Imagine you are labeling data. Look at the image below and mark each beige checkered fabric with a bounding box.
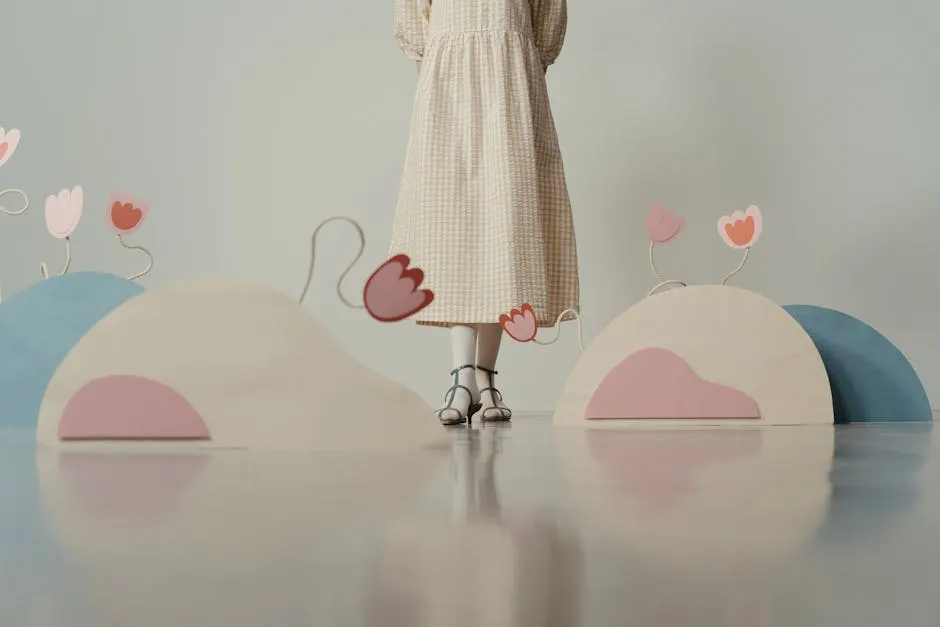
[391,0,580,327]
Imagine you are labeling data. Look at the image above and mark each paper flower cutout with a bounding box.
[363,254,434,322]
[718,205,762,249]
[45,186,83,239]
[0,128,20,169]
[108,191,149,235]
[646,206,685,244]
[500,303,538,343]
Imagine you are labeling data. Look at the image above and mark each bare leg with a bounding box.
[475,323,512,421]
[437,324,480,424]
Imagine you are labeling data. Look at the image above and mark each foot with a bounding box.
[437,365,481,426]
[475,366,512,422]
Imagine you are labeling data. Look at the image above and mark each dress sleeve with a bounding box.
[395,0,429,61]
[530,0,567,69]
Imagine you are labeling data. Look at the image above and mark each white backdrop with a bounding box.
[2,0,938,413]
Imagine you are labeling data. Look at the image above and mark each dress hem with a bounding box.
[413,311,579,328]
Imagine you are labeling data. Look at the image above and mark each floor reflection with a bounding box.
[816,423,934,548]
[0,431,82,626]
[584,428,762,511]
[34,445,448,626]
[559,427,836,570]
[369,425,583,627]
[0,420,936,626]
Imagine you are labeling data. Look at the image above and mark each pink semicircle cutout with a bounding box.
[58,375,210,440]
[585,347,760,420]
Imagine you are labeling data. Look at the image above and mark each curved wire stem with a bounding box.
[532,308,585,352]
[298,216,367,308]
[647,280,688,298]
[647,241,687,297]
[39,237,71,279]
[118,234,153,281]
[0,188,29,216]
[720,247,750,285]
[648,241,665,283]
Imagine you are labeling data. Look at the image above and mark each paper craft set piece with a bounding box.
[37,277,445,451]
[585,347,761,420]
[298,217,434,322]
[0,272,144,429]
[784,305,932,423]
[645,206,687,297]
[106,191,154,281]
[645,204,764,297]
[40,186,84,279]
[553,285,833,427]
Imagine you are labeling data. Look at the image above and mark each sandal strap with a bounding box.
[482,406,512,419]
[438,383,473,416]
[477,366,502,401]
[450,364,476,376]
[479,386,503,401]
[476,366,510,420]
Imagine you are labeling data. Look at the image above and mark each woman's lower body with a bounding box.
[390,30,579,425]
[436,323,510,425]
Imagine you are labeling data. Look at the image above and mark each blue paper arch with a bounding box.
[0,272,144,429]
[784,305,932,423]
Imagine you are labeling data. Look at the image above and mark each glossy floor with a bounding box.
[2,420,938,626]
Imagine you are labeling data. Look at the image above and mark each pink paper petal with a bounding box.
[499,304,538,342]
[646,206,685,244]
[717,205,762,249]
[363,254,434,322]
[45,186,84,239]
[108,191,150,235]
[0,128,21,169]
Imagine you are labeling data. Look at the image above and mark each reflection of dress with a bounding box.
[367,429,582,627]
[391,0,580,327]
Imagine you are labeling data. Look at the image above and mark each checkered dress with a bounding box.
[391,0,580,327]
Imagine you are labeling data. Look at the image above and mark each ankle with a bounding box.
[474,367,499,400]
[474,363,495,381]
[448,365,479,400]
[456,370,478,395]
